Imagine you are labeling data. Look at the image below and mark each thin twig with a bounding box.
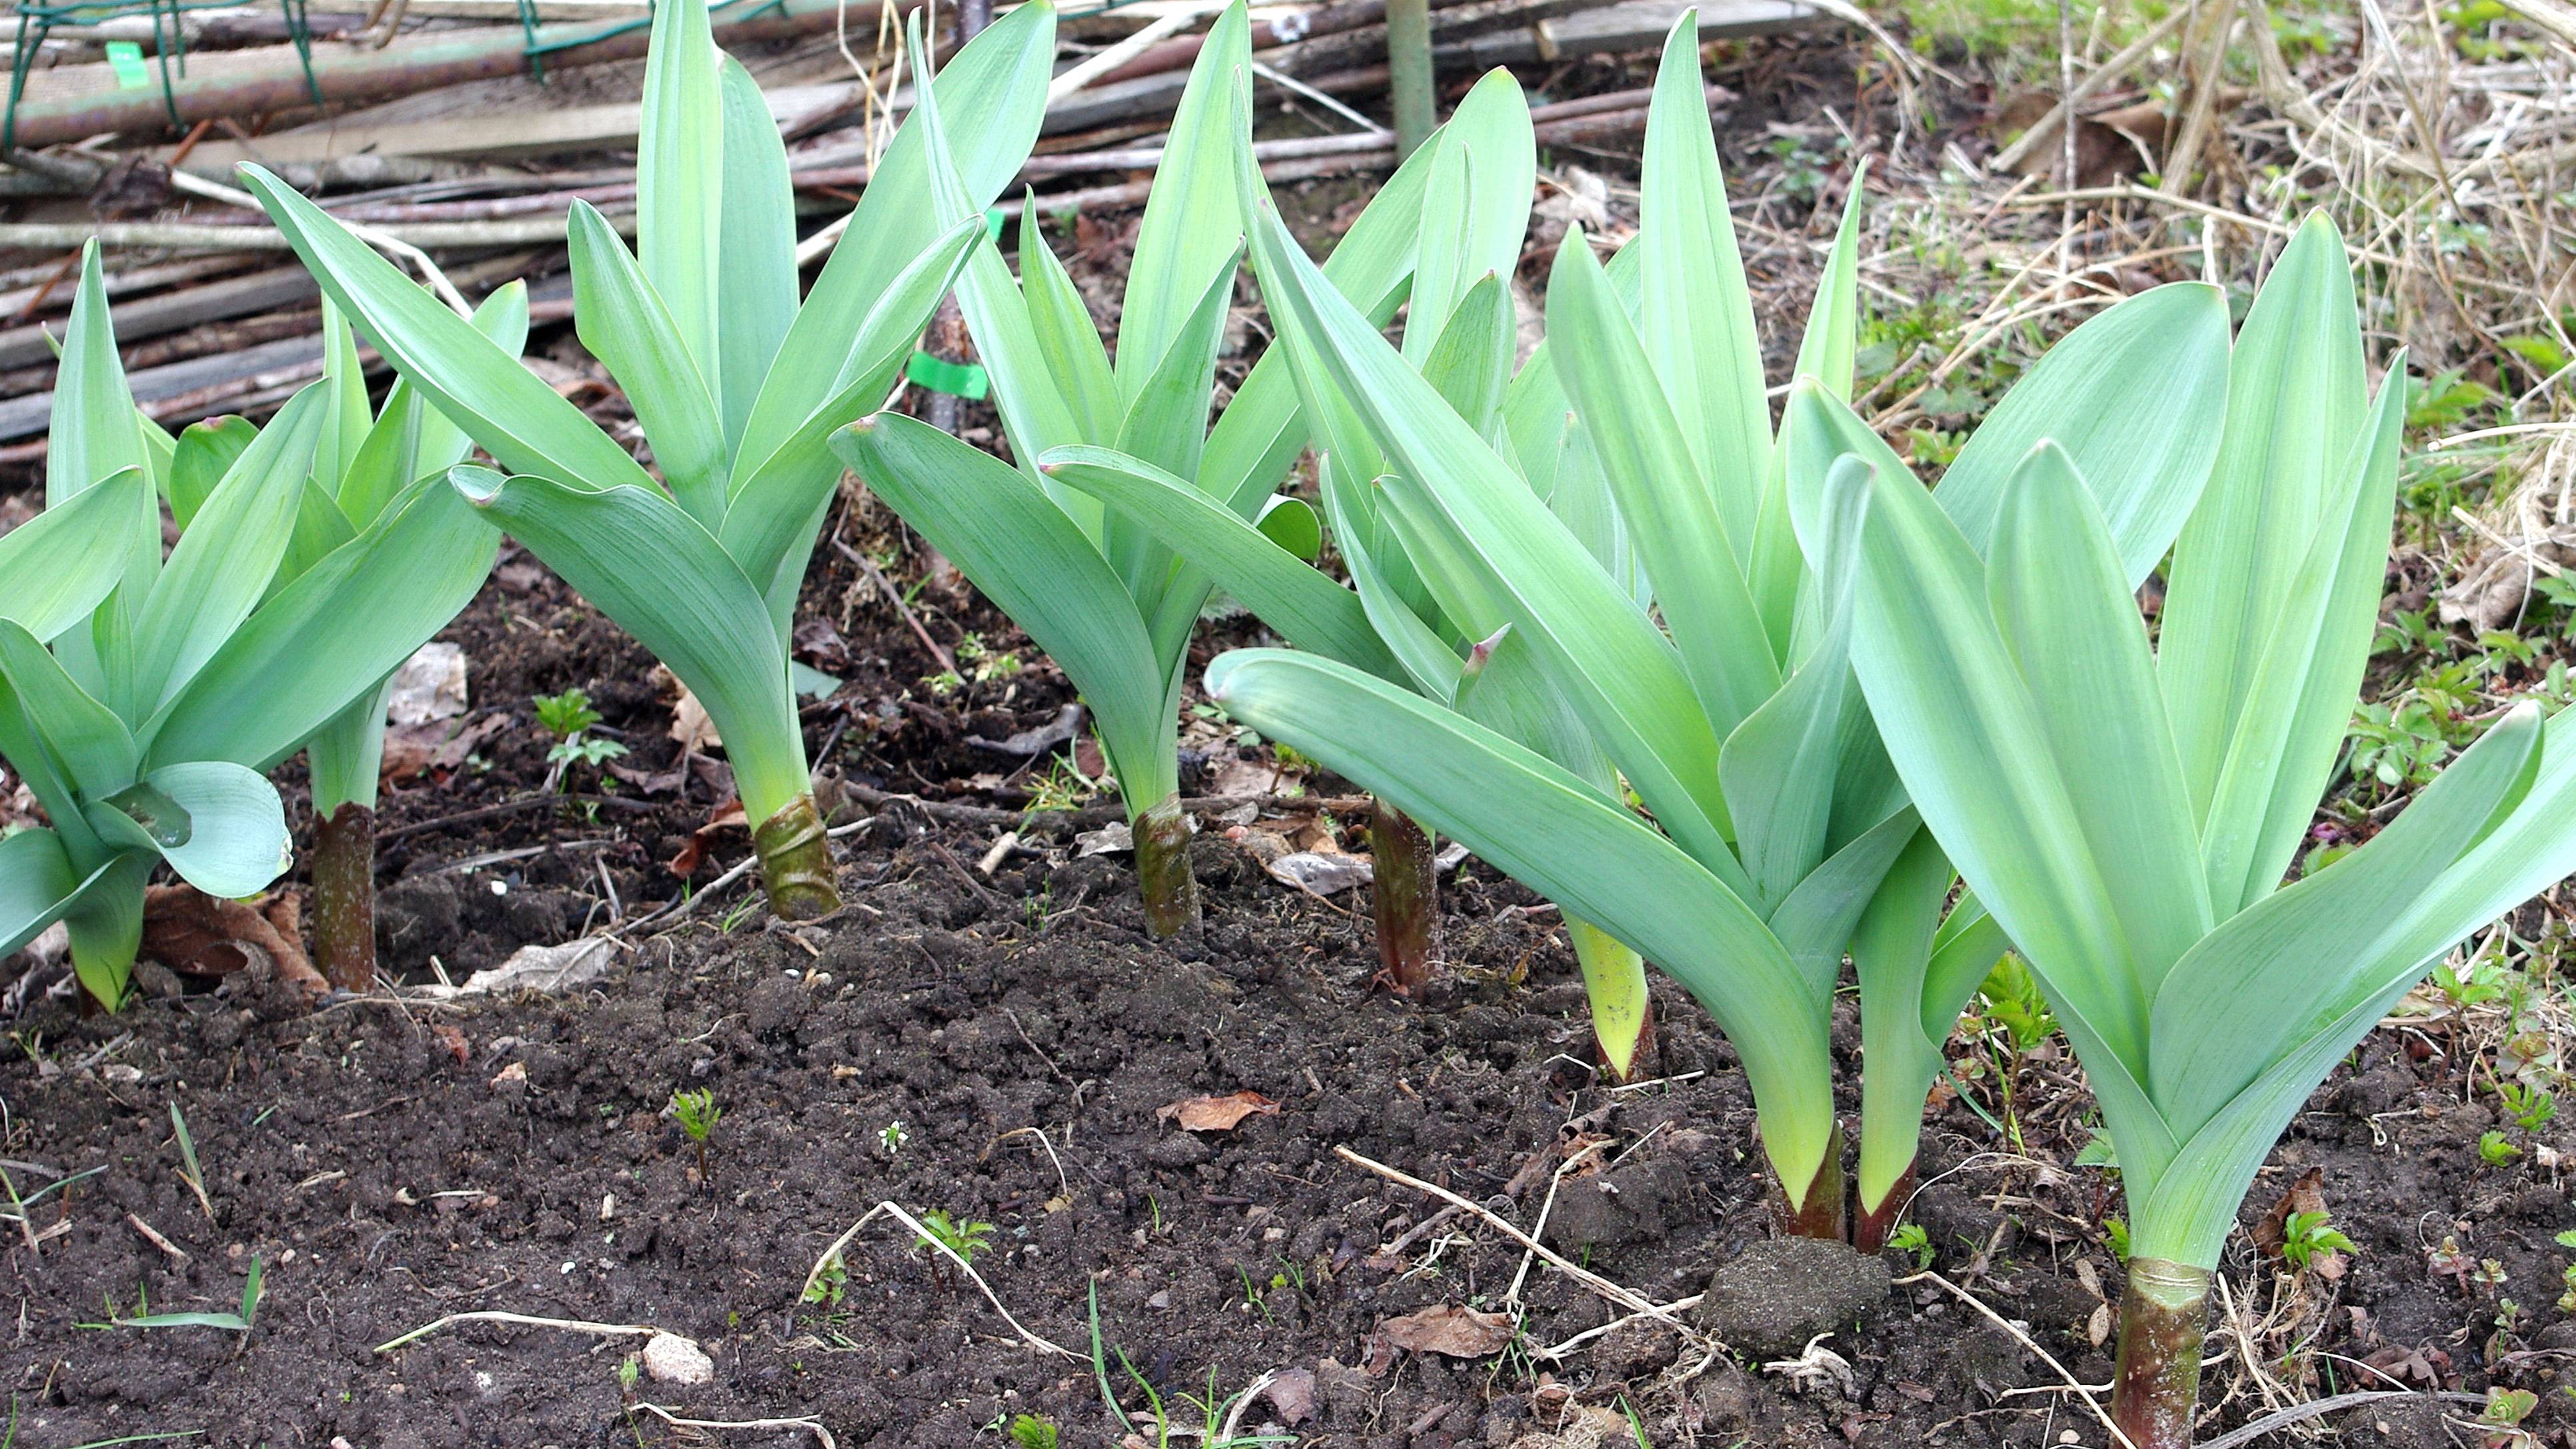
[2196,1390,2488,1449]
[1533,1293,1706,1362]
[374,1310,664,1354]
[800,1201,1079,1358]
[634,1404,838,1448]
[1991,5,2194,173]
[1334,1145,1687,1327]
[125,1212,189,1264]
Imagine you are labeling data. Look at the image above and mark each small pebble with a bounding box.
[642,1332,714,1386]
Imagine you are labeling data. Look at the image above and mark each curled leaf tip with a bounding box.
[446,464,506,505]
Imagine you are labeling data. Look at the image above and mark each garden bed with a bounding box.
[4,532,2573,1448]
[9,7,2576,1446]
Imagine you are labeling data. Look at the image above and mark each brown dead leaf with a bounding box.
[380,713,508,785]
[1365,1305,1516,1376]
[2251,1167,2327,1260]
[139,885,326,1001]
[668,799,748,876]
[1257,1368,1315,1426]
[1157,1090,1279,1133]
[431,1024,470,1066]
[1994,91,2174,185]
[670,684,720,753]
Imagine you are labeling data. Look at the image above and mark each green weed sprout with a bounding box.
[107,1255,263,1338]
[670,1087,720,1183]
[536,687,627,786]
[2278,1210,2353,1273]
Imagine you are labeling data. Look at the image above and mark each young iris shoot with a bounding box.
[1200,11,2230,1246]
[1830,213,2576,1447]
[1031,39,1578,991]
[0,246,500,1009]
[837,3,1304,937]
[840,2,1532,961]
[239,0,1062,920]
[299,292,527,991]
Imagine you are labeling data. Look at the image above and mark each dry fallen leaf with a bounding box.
[456,937,618,996]
[1266,851,1373,897]
[670,684,720,752]
[139,885,325,999]
[1157,1090,1279,1133]
[668,800,748,875]
[1367,1304,1516,1375]
[2252,1166,2327,1260]
[431,1023,471,1067]
[380,712,508,786]
[1258,1368,1316,1426]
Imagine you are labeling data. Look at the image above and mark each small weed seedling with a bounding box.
[669,1088,720,1186]
[169,1104,215,1224]
[2553,1230,2576,1312]
[2280,1210,2356,1273]
[1618,1394,1653,1448]
[914,1209,995,1287]
[2479,1130,2523,1167]
[2498,1080,2557,1133]
[1888,1222,1934,1270]
[879,1120,908,1157]
[1005,1414,1059,1449]
[2479,1386,2539,1448]
[802,1254,849,1312]
[535,688,628,789]
[89,1256,263,1345]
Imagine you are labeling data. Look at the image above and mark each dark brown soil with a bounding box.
[7,30,2576,1449]
[7,795,2576,1448]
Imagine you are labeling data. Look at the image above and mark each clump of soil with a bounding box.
[1696,1236,1891,1358]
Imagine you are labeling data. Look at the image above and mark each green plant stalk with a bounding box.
[243,2,1057,933]
[1850,839,2000,1250]
[64,856,151,1009]
[1384,0,1434,157]
[1132,791,1199,937]
[1569,919,1650,1079]
[1370,799,1438,992]
[2110,1259,2210,1449]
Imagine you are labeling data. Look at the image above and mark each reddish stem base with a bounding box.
[1370,800,1439,995]
[312,803,376,993]
[1852,1163,1916,1257]
[754,793,841,921]
[1772,1121,1849,1243]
